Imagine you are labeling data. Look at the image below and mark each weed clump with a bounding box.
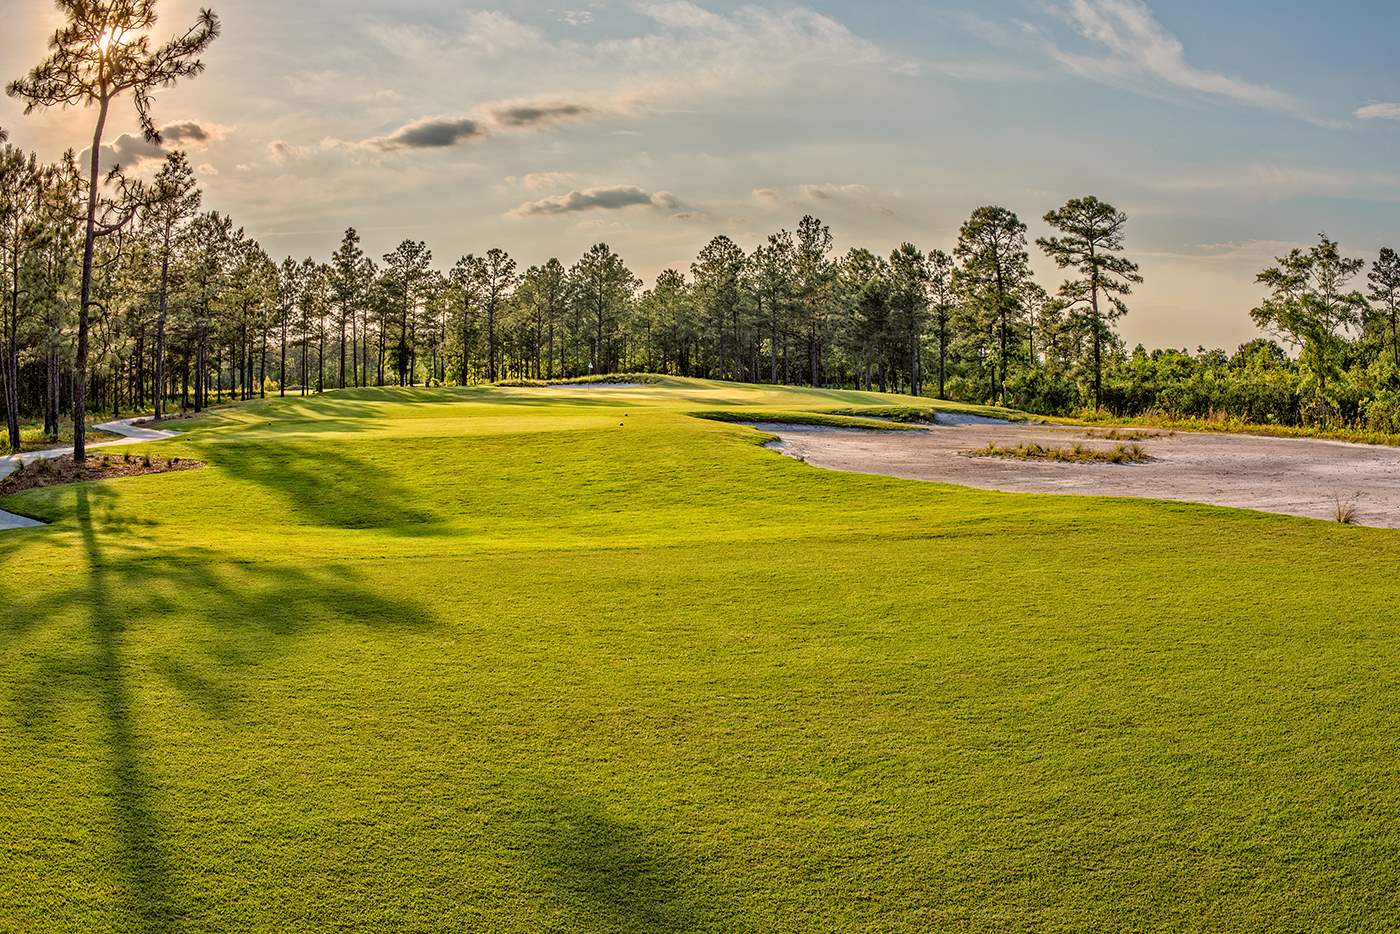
[1334,494,1359,525]
[968,441,1149,464]
[1084,428,1171,441]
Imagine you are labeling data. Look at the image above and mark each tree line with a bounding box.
[7,1,1400,461]
[2,124,1145,443]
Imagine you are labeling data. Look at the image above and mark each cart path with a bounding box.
[0,418,180,530]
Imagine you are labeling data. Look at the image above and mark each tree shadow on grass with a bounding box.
[3,486,440,932]
[498,781,734,933]
[187,440,447,535]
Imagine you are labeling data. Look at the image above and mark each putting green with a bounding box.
[1,378,1396,930]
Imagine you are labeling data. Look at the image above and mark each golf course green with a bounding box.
[1,378,1396,930]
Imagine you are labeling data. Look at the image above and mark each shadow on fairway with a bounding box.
[512,788,721,932]
[74,487,181,933]
[193,440,446,534]
[3,487,440,932]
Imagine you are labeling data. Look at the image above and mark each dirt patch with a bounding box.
[0,453,204,495]
[758,421,1400,528]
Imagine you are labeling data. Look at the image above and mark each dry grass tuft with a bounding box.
[1334,494,1359,525]
[967,441,1150,465]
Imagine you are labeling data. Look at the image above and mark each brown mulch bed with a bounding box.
[0,454,205,495]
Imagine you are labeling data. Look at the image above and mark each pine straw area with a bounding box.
[0,453,204,495]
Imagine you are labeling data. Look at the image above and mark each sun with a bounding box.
[97,26,128,54]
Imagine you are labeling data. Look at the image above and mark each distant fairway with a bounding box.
[1,378,1396,931]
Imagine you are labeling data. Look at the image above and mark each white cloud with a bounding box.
[1041,0,1336,126]
[801,182,869,200]
[509,185,681,216]
[367,11,548,61]
[1356,102,1400,121]
[268,139,316,163]
[506,172,580,191]
[1150,164,1400,201]
[600,2,898,108]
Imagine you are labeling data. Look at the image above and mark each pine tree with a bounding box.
[8,0,219,458]
[888,243,930,396]
[1037,196,1142,410]
[926,249,955,400]
[1368,248,1400,370]
[329,228,366,390]
[142,151,200,417]
[954,206,1032,404]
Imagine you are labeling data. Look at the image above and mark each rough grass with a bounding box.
[0,423,123,455]
[968,440,1150,464]
[691,409,924,431]
[1,376,1398,931]
[493,372,669,387]
[1064,409,1400,448]
[1083,427,1171,441]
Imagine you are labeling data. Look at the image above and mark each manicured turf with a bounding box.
[1,377,1396,931]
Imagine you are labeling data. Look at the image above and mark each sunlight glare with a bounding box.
[97,26,128,54]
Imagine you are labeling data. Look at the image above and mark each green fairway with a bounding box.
[1,377,1396,931]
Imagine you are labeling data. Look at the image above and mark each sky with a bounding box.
[3,0,1400,350]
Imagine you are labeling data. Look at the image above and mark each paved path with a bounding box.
[0,418,180,530]
[756,419,1400,529]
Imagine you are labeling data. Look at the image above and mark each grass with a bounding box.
[690,408,924,431]
[1,375,1398,930]
[1062,408,1400,448]
[968,440,1150,464]
[493,372,670,387]
[1,422,124,455]
[1083,427,1171,441]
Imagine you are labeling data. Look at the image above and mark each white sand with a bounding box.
[753,420,1400,528]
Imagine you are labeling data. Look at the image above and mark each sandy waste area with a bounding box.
[754,415,1400,529]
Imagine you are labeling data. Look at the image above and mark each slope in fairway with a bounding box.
[1,377,1396,931]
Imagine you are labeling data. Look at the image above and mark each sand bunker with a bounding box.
[754,419,1400,528]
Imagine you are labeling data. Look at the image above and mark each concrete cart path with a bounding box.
[0,418,180,530]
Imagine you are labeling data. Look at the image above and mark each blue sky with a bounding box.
[4,0,1399,348]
